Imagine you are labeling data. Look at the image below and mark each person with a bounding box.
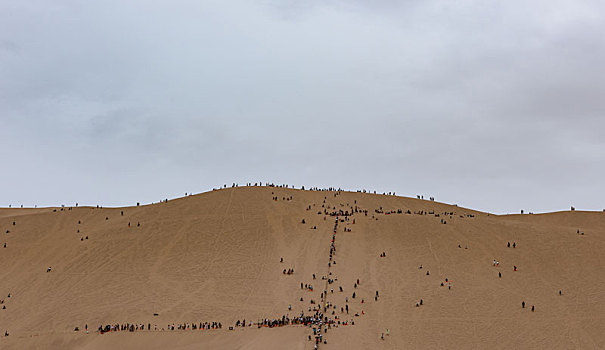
[514,266,517,271]
[531,305,535,312]
[559,290,562,295]
[47,266,52,272]
[507,242,510,248]
[513,242,516,248]
[522,301,525,308]
[498,272,501,278]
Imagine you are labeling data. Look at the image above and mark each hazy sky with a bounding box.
[1,0,604,213]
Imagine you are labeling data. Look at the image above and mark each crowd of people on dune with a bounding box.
[4,181,584,345]
[211,182,406,199]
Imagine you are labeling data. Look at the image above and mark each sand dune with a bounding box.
[1,186,604,349]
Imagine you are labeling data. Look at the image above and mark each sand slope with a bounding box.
[0,187,603,349]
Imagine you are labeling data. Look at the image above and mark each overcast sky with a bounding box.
[1,0,604,214]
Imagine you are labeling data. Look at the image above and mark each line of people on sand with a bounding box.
[209,181,403,197]
[272,195,293,201]
[312,217,340,349]
[275,210,365,348]
[322,209,353,217]
[368,208,475,225]
[95,321,222,334]
[1,292,11,311]
[2,222,17,249]
[301,283,314,291]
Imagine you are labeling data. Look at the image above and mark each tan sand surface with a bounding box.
[0,186,603,349]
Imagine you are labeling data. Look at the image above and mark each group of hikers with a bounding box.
[1,292,11,312]
[272,195,293,201]
[96,321,223,334]
[212,182,402,198]
[2,221,17,250]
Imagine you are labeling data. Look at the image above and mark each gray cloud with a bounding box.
[1,0,603,213]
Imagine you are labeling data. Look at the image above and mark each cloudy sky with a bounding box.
[1,0,604,213]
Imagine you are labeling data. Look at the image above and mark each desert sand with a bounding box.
[1,185,604,349]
